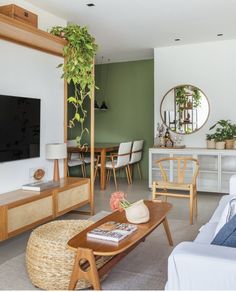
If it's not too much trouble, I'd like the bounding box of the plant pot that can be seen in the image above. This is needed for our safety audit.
[215,141,225,150]
[225,139,234,149]
[206,139,216,149]
[125,200,150,224]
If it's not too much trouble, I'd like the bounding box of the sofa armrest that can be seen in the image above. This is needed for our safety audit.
[230,174,236,195]
[166,241,236,290]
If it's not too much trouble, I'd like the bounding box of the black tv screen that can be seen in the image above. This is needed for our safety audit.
[0,95,40,162]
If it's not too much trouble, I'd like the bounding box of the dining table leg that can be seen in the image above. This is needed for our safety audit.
[100,148,106,190]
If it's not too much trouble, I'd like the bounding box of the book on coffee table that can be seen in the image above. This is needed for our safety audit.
[87,221,137,243]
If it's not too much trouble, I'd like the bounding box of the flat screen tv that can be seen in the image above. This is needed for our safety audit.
[0,94,40,163]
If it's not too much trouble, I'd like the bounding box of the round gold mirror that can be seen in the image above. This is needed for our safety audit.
[160,85,210,134]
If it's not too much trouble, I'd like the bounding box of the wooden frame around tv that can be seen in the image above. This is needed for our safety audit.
[0,14,94,214]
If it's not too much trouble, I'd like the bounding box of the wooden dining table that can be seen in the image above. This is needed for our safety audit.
[67,143,119,190]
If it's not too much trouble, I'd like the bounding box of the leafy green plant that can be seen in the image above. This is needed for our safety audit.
[214,131,227,142]
[50,24,98,147]
[206,133,215,141]
[175,87,188,110]
[175,86,202,110]
[209,119,235,140]
[192,89,201,108]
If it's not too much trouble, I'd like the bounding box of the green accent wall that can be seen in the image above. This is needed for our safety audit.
[94,59,154,179]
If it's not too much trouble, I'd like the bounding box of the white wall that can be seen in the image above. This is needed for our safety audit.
[0,1,67,193]
[154,39,236,147]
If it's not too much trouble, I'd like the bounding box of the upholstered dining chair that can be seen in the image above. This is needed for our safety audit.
[152,157,199,224]
[128,140,144,183]
[95,142,132,190]
[67,140,86,177]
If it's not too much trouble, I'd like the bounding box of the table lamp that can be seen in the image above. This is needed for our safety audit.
[46,143,67,182]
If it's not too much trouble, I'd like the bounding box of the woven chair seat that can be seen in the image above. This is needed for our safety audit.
[26,220,112,290]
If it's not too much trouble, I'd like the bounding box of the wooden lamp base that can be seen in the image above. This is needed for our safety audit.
[53,159,60,182]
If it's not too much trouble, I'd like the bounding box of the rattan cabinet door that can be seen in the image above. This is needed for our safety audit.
[8,196,53,235]
[57,182,90,216]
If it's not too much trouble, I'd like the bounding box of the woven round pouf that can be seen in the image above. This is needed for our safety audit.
[26,220,111,290]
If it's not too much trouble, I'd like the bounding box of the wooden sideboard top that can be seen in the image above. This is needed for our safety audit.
[150,147,236,152]
[0,177,89,207]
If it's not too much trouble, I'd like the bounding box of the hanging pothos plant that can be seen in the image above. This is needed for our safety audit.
[50,24,98,147]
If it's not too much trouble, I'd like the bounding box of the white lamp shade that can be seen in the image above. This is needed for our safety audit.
[46,143,67,159]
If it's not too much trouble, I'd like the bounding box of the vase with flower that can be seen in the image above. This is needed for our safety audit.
[110,191,150,224]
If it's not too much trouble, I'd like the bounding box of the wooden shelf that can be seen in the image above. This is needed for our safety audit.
[0,13,67,57]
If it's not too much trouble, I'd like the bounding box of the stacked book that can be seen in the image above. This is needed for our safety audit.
[87,221,137,243]
[22,181,60,191]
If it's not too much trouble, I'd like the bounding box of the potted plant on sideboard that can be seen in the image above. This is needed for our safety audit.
[209,119,236,149]
[214,132,226,150]
[206,134,216,149]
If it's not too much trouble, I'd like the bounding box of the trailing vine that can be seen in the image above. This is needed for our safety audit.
[50,24,98,147]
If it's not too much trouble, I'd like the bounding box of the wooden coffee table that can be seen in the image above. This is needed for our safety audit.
[67,200,173,290]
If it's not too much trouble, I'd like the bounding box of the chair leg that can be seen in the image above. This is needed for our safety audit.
[129,165,133,182]
[106,169,110,183]
[189,186,194,225]
[112,168,118,190]
[127,165,132,184]
[152,182,156,200]
[125,166,131,184]
[194,189,198,217]
[137,162,142,180]
[81,164,85,178]
[94,160,99,182]
[84,164,87,178]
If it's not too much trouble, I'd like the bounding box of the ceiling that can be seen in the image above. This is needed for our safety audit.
[26,0,236,63]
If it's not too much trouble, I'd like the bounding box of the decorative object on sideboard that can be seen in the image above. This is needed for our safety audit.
[160,84,210,135]
[29,167,47,183]
[154,123,185,149]
[206,134,216,149]
[164,128,174,147]
[208,119,236,150]
[0,4,38,27]
[109,191,150,224]
[46,143,67,182]
[154,123,165,147]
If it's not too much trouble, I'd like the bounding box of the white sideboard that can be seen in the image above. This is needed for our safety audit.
[149,148,236,193]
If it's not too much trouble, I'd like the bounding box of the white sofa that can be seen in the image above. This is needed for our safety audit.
[166,175,236,290]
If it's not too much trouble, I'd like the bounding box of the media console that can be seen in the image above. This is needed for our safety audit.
[0,177,91,241]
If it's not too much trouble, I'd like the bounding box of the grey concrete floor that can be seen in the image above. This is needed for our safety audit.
[0,179,222,265]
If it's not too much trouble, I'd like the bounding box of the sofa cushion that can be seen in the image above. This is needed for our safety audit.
[214,198,236,236]
[211,214,236,247]
[194,222,217,244]
[209,195,236,223]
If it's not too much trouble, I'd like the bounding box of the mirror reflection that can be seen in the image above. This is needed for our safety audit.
[160,85,209,134]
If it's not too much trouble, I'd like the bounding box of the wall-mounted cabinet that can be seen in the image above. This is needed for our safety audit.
[149,148,236,193]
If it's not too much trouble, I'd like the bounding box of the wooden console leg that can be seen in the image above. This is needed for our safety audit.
[69,248,101,290]
[162,217,173,246]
